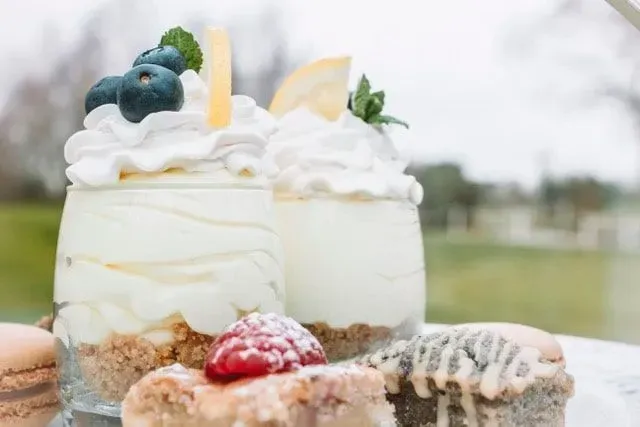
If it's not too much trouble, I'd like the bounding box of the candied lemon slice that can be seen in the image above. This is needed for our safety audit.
[269,56,352,121]
[206,27,232,128]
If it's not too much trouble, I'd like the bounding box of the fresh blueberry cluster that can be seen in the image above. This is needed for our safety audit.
[84,40,188,123]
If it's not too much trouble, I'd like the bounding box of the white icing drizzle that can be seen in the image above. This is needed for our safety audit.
[154,363,203,385]
[370,339,408,395]
[384,374,402,394]
[453,353,474,393]
[480,340,514,399]
[359,327,561,426]
[433,345,454,389]
[411,332,435,398]
[459,393,478,427]
[436,393,450,427]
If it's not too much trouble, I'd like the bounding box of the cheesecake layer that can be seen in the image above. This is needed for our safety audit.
[276,197,426,328]
[54,176,285,345]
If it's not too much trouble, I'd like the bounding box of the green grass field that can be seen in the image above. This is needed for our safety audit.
[424,234,609,338]
[0,202,636,342]
[0,202,62,319]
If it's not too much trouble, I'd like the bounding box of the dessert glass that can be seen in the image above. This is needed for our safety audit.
[54,176,284,422]
[267,108,427,361]
[53,70,285,423]
[54,176,283,418]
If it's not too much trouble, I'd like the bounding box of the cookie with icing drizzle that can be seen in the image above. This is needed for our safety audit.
[359,327,574,427]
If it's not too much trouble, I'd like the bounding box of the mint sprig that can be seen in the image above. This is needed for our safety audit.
[348,75,408,129]
[160,27,203,73]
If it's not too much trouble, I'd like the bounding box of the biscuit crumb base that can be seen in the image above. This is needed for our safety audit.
[302,322,392,361]
[74,321,395,401]
[77,323,216,402]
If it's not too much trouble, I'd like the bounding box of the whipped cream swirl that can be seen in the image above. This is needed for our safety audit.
[65,70,276,186]
[266,108,423,204]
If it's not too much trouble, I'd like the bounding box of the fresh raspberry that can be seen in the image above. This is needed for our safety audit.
[204,312,327,380]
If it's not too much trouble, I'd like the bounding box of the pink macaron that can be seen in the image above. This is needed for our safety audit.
[0,323,60,426]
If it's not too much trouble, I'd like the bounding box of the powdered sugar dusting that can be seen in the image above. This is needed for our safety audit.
[155,363,195,382]
[126,363,393,425]
[225,363,388,421]
[204,312,327,379]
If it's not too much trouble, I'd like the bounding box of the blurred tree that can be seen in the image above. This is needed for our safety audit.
[408,162,484,230]
[565,176,619,231]
[454,181,483,230]
[565,177,606,212]
[539,177,564,222]
[186,4,299,108]
[0,0,145,199]
[233,4,299,109]
[511,0,640,188]
[0,0,300,200]
[536,174,619,230]
[483,182,534,208]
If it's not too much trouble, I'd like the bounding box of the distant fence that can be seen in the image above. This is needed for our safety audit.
[446,206,640,253]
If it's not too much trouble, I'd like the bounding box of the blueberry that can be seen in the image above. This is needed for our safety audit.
[117,64,184,123]
[85,76,122,115]
[133,46,187,76]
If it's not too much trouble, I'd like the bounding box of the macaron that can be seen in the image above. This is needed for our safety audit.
[0,323,59,427]
[456,322,566,367]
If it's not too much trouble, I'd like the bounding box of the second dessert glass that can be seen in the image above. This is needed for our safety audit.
[266,60,427,361]
[275,196,426,360]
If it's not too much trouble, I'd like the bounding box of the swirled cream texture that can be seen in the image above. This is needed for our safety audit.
[65,70,275,186]
[54,185,285,345]
[266,108,423,204]
[276,198,425,328]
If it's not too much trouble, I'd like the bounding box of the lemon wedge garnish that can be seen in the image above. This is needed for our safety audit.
[206,27,232,128]
[269,56,352,121]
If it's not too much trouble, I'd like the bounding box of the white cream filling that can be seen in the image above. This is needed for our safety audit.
[275,197,426,328]
[54,174,285,345]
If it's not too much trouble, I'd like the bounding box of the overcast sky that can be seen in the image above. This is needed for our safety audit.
[0,0,638,189]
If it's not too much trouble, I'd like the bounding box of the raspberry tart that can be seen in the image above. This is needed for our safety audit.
[121,313,396,426]
[266,60,426,361]
[358,326,574,427]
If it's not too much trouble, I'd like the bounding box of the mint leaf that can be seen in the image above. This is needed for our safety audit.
[353,74,371,118]
[364,95,383,120]
[371,90,385,106]
[160,27,203,73]
[350,75,409,129]
[372,114,410,129]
